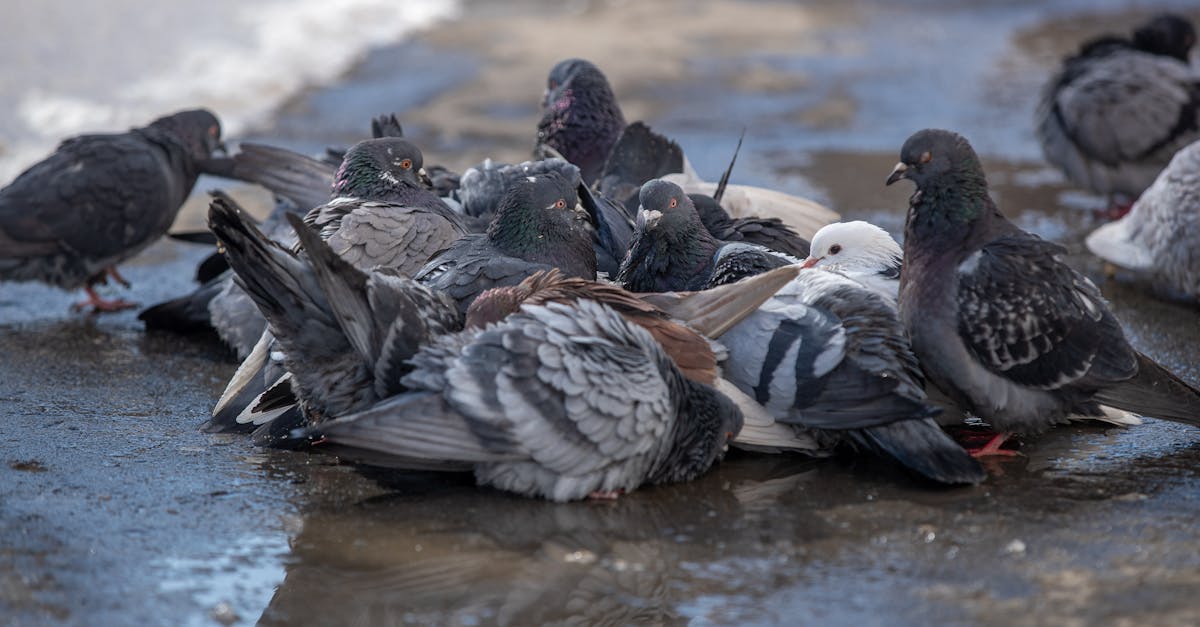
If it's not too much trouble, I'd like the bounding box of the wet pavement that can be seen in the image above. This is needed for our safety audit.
[4,1,1200,625]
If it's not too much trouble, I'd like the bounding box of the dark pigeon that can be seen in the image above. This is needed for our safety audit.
[889,128,1200,454]
[535,58,627,186]
[0,108,223,311]
[206,200,461,444]
[616,179,793,292]
[415,172,597,313]
[1036,13,1200,211]
[321,113,406,166]
[691,193,811,259]
[304,294,742,502]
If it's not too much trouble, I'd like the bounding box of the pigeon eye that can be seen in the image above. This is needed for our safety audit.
[668,197,678,209]
[400,159,412,170]
[919,151,932,164]
[555,199,566,209]
[829,244,842,255]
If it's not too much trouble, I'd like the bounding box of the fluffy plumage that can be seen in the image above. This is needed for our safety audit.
[891,128,1200,435]
[416,172,597,312]
[307,297,742,502]
[1086,138,1200,302]
[1036,13,1200,203]
[801,221,902,302]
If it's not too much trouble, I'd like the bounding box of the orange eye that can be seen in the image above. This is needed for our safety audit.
[554,199,566,209]
[668,197,678,209]
[400,159,412,170]
[919,151,932,164]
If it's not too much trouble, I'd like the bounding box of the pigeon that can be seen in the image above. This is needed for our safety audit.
[646,268,985,485]
[466,266,821,455]
[801,221,902,302]
[207,201,461,435]
[1086,138,1200,303]
[692,193,811,259]
[204,139,468,433]
[888,128,1200,455]
[617,180,794,292]
[0,108,224,311]
[536,58,627,186]
[1035,13,1200,215]
[415,172,597,313]
[455,158,582,222]
[142,138,465,358]
[304,294,743,502]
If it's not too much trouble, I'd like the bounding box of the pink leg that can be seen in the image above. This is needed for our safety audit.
[966,432,1020,458]
[587,489,625,501]
[72,285,137,313]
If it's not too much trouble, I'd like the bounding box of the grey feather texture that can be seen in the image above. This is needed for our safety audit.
[1086,138,1200,302]
[1035,14,1200,200]
[311,299,742,502]
[714,269,983,484]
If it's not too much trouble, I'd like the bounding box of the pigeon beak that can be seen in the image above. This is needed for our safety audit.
[800,256,821,269]
[885,162,909,186]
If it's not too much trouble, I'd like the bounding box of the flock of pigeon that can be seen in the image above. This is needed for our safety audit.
[1,14,1199,502]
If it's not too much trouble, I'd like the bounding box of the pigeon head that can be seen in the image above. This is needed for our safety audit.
[333,137,425,199]
[487,172,597,278]
[541,58,613,109]
[886,129,986,192]
[147,108,224,160]
[636,179,706,237]
[802,221,902,274]
[1133,14,1196,62]
[649,381,742,485]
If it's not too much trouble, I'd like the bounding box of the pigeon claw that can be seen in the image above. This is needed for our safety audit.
[105,266,132,288]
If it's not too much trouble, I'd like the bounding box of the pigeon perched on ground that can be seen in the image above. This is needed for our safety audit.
[415,172,597,312]
[617,180,793,292]
[455,158,582,222]
[888,128,1200,455]
[0,108,224,311]
[647,268,985,485]
[1086,138,1200,303]
[801,221,902,302]
[536,58,627,186]
[305,291,743,502]
[208,202,461,438]
[1036,13,1200,215]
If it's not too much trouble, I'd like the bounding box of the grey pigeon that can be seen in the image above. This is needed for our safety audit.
[616,179,794,292]
[1036,13,1200,212]
[800,221,902,303]
[415,172,597,313]
[143,138,465,358]
[888,128,1200,455]
[305,296,743,502]
[597,121,685,212]
[0,108,224,311]
[205,139,468,433]
[649,268,985,485]
[536,58,627,186]
[206,200,461,443]
[1086,138,1200,303]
